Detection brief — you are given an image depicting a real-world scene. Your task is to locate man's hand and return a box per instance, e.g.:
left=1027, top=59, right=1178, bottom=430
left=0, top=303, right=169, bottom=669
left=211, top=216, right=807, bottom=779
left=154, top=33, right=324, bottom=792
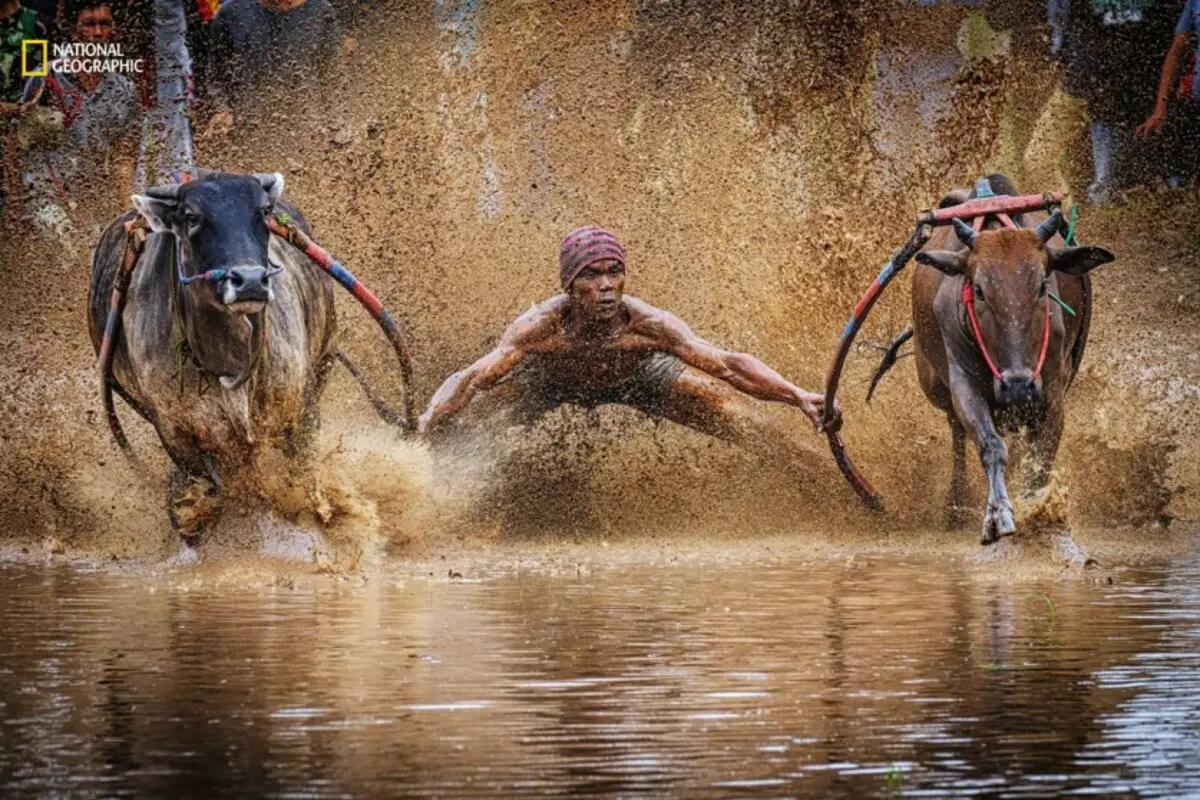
left=0, top=101, right=29, bottom=119
left=1135, top=100, right=1168, bottom=138
left=796, top=389, right=842, bottom=434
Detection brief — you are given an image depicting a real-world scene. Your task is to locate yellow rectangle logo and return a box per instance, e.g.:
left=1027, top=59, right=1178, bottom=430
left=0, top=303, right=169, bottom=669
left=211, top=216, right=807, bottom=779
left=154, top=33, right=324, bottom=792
left=21, top=40, right=48, bottom=78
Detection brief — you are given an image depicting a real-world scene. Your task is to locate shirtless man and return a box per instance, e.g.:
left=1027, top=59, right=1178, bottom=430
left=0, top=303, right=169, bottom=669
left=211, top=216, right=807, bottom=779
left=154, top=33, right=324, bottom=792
left=419, top=226, right=840, bottom=473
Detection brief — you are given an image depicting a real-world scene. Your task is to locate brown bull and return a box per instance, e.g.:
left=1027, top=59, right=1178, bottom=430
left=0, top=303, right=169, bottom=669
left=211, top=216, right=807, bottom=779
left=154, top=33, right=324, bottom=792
left=910, top=175, right=1114, bottom=544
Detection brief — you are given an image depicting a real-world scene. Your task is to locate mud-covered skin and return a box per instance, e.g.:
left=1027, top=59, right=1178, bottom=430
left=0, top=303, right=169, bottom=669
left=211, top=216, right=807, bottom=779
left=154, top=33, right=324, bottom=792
left=419, top=259, right=839, bottom=474
left=87, top=173, right=337, bottom=536
left=911, top=175, right=1113, bottom=545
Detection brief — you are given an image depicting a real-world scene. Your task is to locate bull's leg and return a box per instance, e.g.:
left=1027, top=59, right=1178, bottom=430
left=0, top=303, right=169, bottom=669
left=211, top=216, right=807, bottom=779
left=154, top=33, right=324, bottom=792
left=648, top=369, right=824, bottom=474
left=947, top=413, right=970, bottom=530
left=948, top=365, right=1015, bottom=545
left=284, top=354, right=335, bottom=471
left=156, top=426, right=221, bottom=540
left=1022, top=405, right=1064, bottom=498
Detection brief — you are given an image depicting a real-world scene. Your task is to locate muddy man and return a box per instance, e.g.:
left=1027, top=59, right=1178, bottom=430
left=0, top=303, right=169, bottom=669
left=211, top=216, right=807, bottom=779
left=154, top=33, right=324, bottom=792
left=419, top=226, right=841, bottom=468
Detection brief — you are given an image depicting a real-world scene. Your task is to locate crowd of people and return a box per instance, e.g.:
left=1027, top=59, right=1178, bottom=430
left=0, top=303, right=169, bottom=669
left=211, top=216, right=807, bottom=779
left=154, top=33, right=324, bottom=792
left=0, top=0, right=342, bottom=249
left=0, top=0, right=1195, bottom=253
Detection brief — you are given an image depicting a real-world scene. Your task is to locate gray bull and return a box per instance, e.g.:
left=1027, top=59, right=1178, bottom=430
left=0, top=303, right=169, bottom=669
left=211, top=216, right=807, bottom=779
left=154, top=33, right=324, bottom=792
left=910, top=175, right=1114, bottom=544
left=88, top=171, right=337, bottom=534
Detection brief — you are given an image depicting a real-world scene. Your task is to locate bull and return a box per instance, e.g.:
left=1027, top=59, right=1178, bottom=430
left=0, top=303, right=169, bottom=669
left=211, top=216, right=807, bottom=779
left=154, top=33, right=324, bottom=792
left=88, top=171, right=339, bottom=535
left=909, top=175, right=1114, bottom=544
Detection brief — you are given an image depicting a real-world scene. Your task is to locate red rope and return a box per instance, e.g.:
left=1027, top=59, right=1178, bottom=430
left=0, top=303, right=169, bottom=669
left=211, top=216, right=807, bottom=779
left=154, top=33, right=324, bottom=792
left=962, top=281, right=1052, bottom=382
left=1033, top=295, right=1052, bottom=378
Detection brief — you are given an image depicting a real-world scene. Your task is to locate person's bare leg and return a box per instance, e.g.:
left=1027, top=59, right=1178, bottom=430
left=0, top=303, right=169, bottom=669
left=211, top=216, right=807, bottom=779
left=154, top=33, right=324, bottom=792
left=646, top=368, right=824, bottom=473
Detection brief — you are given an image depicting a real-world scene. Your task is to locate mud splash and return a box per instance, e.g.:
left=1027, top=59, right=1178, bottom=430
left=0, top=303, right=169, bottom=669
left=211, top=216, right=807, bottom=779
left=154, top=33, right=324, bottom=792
left=0, top=1, right=1196, bottom=566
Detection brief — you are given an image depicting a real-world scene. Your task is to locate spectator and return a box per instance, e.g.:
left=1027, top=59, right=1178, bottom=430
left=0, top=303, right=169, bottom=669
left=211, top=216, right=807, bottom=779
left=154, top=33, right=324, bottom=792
left=1135, top=0, right=1200, bottom=185
left=1, top=0, right=47, bottom=216
left=20, top=0, right=138, bottom=248
left=1047, top=0, right=1177, bottom=204
left=202, top=0, right=341, bottom=139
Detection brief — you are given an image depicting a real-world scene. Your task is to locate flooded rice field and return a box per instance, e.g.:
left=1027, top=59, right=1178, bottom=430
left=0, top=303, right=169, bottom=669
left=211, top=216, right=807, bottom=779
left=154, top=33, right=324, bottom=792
left=3, top=1, right=1200, bottom=796
left=2, top=550, right=1199, bottom=798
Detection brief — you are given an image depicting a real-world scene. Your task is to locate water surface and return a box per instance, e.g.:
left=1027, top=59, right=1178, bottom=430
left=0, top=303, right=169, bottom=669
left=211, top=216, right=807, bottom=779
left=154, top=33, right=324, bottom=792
left=1, top=555, right=1198, bottom=798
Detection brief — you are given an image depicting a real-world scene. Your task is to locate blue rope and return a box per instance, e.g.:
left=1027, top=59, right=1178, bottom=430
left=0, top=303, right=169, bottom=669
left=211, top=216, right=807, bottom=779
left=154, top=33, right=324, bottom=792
left=174, top=236, right=228, bottom=286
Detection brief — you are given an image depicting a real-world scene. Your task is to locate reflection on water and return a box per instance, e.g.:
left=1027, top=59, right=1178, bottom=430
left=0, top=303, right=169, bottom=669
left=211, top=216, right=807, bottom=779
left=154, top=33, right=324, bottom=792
left=1, top=556, right=1198, bottom=798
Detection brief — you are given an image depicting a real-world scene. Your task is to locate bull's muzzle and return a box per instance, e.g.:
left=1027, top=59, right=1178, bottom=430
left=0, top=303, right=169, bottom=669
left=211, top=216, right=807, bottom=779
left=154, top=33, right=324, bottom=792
left=995, top=370, right=1040, bottom=407
left=222, top=265, right=273, bottom=311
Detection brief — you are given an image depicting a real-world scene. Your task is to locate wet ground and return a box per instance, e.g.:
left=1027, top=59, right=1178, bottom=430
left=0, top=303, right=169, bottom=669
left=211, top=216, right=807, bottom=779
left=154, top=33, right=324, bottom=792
left=2, top=3, right=1199, bottom=795
left=2, top=548, right=1199, bottom=798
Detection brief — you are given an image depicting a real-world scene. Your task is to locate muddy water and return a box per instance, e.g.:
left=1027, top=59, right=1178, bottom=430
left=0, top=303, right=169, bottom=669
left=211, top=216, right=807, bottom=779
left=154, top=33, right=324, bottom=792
left=2, top=554, right=1199, bottom=798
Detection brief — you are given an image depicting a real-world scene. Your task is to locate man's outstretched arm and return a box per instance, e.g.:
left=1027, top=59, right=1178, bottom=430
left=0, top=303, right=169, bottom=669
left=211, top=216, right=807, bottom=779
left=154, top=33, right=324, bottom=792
left=653, top=313, right=839, bottom=431
left=417, top=345, right=525, bottom=435
left=417, top=311, right=548, bottom=434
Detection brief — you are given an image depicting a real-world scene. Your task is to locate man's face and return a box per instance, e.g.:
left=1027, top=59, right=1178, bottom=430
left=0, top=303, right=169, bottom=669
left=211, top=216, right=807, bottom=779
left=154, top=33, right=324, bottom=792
left=569, top=259, right=625, bottom=321
left=75, top=5, right=115, bottom=43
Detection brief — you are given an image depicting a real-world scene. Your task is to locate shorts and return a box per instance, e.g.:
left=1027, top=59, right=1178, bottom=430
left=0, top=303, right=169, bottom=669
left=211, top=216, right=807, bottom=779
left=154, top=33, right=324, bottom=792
left=506, top=351, right=686, bottom=420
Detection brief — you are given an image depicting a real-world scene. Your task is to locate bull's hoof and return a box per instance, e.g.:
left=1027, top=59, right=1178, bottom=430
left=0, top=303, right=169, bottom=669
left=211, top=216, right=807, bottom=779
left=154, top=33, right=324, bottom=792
left=167, top=474, right=220, bottom=538
left=981, top=503, right=1017, bottom=546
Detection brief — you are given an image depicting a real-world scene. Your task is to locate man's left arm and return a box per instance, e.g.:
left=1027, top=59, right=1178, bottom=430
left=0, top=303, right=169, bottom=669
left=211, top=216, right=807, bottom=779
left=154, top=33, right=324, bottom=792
left=654, top=313, right=838, bottom=431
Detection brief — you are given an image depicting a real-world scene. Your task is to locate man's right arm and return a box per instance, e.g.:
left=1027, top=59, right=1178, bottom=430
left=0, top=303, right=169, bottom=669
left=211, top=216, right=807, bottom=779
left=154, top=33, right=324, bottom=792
left=417, top=344, right=525, bottom=435
left=417, top=309, right=551, bottom=435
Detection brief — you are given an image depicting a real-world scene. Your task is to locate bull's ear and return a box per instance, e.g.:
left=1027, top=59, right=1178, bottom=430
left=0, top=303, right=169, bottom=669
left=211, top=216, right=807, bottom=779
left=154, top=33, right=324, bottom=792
left=915, top=249, right=968, bottom=276
left=131, top=194, right=175, bottom=233
left=1047, top=245, right=1114, bottom=276
left=254, top=172, right=285, bottom=205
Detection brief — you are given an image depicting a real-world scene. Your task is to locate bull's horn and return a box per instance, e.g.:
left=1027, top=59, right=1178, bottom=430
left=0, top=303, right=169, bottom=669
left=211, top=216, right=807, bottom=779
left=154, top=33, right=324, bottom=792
left=952, top=218, right=978, bottom=249
left=144, top=183, right=182, bottom=200
left=1035, top=210, right=1063, bottom=244
left=253, top=172, right=285, bottom=204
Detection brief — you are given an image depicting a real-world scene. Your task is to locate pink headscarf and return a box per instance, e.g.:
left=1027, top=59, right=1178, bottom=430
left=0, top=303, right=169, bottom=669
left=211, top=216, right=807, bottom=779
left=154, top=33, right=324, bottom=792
left=558, top=226, right=625, bottom=289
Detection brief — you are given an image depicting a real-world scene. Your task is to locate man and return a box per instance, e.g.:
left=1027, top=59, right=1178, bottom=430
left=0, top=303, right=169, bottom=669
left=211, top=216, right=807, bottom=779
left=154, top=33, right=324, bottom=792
left=1045, top=0, right=1177, bottom=204
left=0, top=0, right=46, bottom=215
left=0, top=0, right=46, bottom=117
left=419, top=227, right=840, bottom=477
left=201, top=0, right=340, bottom=139
left=22, top=0, right=139, bottom=248
left=1135, top=0, right=1200, bottom=184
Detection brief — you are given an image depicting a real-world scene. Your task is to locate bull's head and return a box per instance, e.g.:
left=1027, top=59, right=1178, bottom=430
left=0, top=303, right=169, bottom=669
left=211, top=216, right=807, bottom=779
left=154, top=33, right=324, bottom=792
left=131, top=172, right=286, bottom=315
left=915, top=213, right=1114, bottom=407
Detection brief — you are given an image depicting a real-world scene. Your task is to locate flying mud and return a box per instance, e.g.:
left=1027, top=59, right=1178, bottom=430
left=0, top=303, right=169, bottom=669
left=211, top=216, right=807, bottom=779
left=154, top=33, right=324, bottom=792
left=0, top=1, right=1195, bottom=574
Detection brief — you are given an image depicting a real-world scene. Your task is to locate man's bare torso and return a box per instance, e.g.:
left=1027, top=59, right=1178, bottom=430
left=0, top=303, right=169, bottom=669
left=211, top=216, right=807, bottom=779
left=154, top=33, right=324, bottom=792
left=507, top=294, right=683, bottom=396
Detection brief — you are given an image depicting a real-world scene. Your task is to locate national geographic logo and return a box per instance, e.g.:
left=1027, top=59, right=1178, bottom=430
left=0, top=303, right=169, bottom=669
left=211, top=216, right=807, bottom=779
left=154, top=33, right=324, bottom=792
left=21, top=41, right=144, bottom=77
left=20, top=39, right=47, bottom=78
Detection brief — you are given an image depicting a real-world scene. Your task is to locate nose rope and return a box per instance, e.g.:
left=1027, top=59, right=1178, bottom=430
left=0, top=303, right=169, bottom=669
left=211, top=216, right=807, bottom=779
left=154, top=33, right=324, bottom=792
left=173, top=236, right=283, bottom=287
left=174, top=237, right=228, bottom=286
left=169, top=233, right=270, bottom=393
left=962, top=281, right=1053, bottom=383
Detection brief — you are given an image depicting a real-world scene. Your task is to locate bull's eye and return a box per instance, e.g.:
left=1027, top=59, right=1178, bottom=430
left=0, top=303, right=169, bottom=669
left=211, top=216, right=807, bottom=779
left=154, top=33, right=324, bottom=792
left=973, top=282, right=986, bottom=303
left=183, top=211, right=202, bottom=233
left=1038, top=280, right=1048, bottom=298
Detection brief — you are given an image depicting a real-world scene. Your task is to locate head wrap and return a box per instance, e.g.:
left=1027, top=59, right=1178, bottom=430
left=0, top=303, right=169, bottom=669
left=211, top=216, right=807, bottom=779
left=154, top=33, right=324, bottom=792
left=558, top=226, right=625, bottom=290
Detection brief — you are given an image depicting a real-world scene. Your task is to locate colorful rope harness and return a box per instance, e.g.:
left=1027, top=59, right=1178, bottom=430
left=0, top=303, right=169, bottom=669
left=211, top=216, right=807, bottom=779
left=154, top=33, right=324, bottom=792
left=958, top=205, right=1054, bottom=385
left=822, top=180, right=1067, bottom=512
left=96, top=172, right=418, bottom=458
